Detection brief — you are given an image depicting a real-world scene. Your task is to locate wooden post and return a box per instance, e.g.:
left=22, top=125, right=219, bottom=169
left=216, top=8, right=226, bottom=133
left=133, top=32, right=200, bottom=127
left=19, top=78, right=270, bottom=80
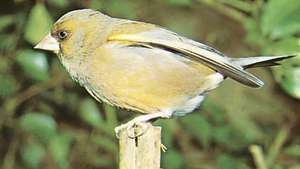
left=119, top=123, right=161, bottom=169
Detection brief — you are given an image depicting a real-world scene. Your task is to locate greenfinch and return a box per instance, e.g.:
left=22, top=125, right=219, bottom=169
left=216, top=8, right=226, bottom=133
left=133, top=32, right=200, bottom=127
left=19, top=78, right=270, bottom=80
left=34, top=9, right=293, bottom=135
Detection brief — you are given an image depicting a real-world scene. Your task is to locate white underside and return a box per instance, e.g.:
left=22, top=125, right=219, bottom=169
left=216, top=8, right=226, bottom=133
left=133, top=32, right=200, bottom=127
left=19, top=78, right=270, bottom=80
left=171, top=73, right=224, bottom=116
left=173, top=95, right=206, bottom=116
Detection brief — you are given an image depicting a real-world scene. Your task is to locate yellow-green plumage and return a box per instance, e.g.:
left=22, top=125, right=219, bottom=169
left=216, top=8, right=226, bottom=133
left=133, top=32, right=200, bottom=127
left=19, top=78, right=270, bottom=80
left=35, top=9, right=293, bottom=118
left=86, top=42, right=217, bottom=113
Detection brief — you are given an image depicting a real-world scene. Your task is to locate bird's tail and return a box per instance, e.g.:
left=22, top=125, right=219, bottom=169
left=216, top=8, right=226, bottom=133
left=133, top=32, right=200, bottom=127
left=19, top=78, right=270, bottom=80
left=230, top=55, right=295, bottom=69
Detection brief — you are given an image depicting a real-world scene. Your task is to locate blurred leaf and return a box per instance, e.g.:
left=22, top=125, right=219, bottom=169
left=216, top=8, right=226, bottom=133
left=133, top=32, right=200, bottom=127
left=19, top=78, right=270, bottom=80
left=217, top=154, right=240, bottom=169
left=202, top=100, right=226, bottom=124
left=213, top=124, right=256, bottom=150
left=266, top=129, right=288, bottom=166
left=163, top=0, right=192, bottom=6
left=284, top=145, right=300, bottom=157
left=91, top=135, right=117, bottom=153
left=263, top=38, right=300, bottom=54
left=48, top=0, right=69, bottom=8
left=262, top=38, right=300, bottom=98
left=0, top=57, right=11, bottom=73
left=64, top=92, right=80, bottom=112
left=274, top=164, right=285, bottom=169
left=243, top=18, right=266, bottom=46
left=261, top=0, right=300, bottom=39
left=162, top=149, right=184, bottom=169
left=0, top=74, right=17, bottom=97
left=164, top=17, right=195, bottom=38
left=228, top=112, right=260, bottom=144
left=181, top=114, right=212, bottom=147
left=24, top=3, right=53, bottom=45
left=20, top=112, right=57, bottom=144
left=270, top=9, right=300, bottom=39
left=289, top=165, right=300, bottom=169
left=0, top=15, right=14, bottom=31
left=90, top=0, right=104, bottom=10
left=89, top=155, right=113, bottom=168
left=21, top=142, right=46, bottom=169
left=103, top=104, right=118, bottom=128
left=213, top=126, right=233, bottom=146
left=79, top=98, right=103, bottom=127
left=272, top=56, right=300, bottom=98
left=155, top=119, right=178, bottom=147
left=0, top=33, right=17, bottom=52
left=49, top=132, right=74, bottom=169
left=205, top=82, right=267, bottom=143
left=106, top=0, right=136, bottom=19
left=16, top=49, right=49, bottom=81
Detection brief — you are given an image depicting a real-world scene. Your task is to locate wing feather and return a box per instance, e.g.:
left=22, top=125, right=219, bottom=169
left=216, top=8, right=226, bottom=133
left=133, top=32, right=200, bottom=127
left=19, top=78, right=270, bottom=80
left=108, top=24, right=264, bottom=88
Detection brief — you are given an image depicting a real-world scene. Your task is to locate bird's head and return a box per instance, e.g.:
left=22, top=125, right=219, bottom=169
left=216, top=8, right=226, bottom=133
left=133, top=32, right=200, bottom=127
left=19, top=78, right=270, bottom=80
left=34, top=9, right=110, bottom=59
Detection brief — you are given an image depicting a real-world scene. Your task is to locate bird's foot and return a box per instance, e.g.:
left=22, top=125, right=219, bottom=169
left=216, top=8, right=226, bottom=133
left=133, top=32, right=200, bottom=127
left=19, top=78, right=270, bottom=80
left=115, top=111, right=173, bottom=138
left=115, top=121, right=150, bottom=139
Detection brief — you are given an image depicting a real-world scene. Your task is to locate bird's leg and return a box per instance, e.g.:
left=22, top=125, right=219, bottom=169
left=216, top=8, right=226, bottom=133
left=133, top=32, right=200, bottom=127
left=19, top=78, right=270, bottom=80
left=115, top=110, right=173, bottom=138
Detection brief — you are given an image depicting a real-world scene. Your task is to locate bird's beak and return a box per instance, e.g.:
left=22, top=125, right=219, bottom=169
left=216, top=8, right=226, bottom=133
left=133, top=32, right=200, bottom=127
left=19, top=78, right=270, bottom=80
left=34, top=33, right=59, bottom=54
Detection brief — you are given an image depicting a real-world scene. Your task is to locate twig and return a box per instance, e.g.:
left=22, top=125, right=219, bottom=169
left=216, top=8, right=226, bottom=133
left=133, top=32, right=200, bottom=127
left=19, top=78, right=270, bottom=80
left=1, top=133, right=19, bottom=169
left=0, top=75, right=64, bottom=130
left=198, top=0, right=247, bottom=23
left=250, top=145, right=268, bottom=169
left=15, top=75, right=64, bottom=106
left=219, top=0, right=254, bottom=13
left=266, top=129, right=288, bottom=167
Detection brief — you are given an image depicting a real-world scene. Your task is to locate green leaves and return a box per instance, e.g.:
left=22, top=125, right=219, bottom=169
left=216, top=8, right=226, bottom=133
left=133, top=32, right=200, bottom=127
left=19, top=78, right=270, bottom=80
left=285, top=145, right=300, bottom=157
left=105, top=0, right=136, bottom=19
left=48, top=0, right=69, bottom=8
left=20, top=113, right=57, bottom=143
left=164, top=17, right=196, bottom=38
left=90, top=0, right=104, bottom=10
left=155, top=119, right=178, bottom=147
left=0, top=15, right=14, bottom=31
left=21, top=142, right=46, bottom=169
left=263, top=38, right=300, bottom=99
left=289, top=165, right=300, bottom=169
left=79, top=98, right=103, bottom=127
left=254, top=0, right=300, bottom=99
left=180, top=114, right=212, bottom=147
left=25, top=3, right=53, bottom=45
left=20, top=113, right=74, bottom=169
left=163, top=0, right=193, bottom=6
left=162, top=149, right=184, bottom=169
left=0, top=74, right=17, bottom=97
left=217, top=154, right=248, bottom=169
left=49, top=132, right=74, bottom=169
left=16, top=50, right=49, bottom=81
left=243, top=18, right=266, bottom=46
left=261, top=0, right=300, bottom=39
left=273, top=58, right=300, bottom=99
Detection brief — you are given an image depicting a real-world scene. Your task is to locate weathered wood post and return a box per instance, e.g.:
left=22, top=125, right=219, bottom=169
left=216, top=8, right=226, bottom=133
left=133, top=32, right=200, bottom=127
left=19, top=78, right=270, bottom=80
left=119, top=123, right=161, bottom=169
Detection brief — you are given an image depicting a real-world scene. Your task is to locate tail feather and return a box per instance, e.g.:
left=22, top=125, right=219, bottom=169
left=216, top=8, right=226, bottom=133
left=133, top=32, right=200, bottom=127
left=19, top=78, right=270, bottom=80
left=231, top=55, right=296, bottom=69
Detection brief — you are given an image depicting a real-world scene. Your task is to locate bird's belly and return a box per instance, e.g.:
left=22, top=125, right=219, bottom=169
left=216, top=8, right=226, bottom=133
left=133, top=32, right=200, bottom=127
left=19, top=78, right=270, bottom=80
left=172, top=95, right=205, bottom=116
left=85, top=45, right=222, bottom=114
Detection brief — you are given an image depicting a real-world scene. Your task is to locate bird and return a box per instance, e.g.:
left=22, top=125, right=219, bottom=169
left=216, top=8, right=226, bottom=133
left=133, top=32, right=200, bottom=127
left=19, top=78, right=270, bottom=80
left=34, top=9, right=294, bottom=137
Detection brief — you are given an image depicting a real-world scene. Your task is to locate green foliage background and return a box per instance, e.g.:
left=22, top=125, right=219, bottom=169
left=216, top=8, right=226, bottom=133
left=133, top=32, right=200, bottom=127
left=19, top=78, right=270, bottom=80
left=0, top=0, right=299, bottom=169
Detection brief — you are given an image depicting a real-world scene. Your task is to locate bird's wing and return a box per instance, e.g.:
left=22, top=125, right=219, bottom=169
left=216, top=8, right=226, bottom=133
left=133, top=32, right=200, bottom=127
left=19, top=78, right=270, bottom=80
left=108, top=21, right=264, bottom=88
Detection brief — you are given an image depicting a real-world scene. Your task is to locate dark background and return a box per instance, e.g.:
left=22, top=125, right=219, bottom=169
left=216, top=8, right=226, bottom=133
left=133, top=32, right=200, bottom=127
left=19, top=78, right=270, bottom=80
left=0, top=0, right=299, bottom=169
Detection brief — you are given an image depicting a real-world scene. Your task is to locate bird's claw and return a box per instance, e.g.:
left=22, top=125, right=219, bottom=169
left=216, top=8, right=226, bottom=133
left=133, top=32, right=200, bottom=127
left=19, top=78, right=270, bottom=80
left=115, top=122, right=150, bottom=139
left=160, top=143, right=167, bottom=152
left=114, top=124, right=126, bottom=138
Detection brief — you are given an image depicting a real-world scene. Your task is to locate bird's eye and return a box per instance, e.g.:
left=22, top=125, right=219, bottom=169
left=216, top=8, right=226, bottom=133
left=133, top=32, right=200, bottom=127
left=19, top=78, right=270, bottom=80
left=58, top=31, right=68, bottom=40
